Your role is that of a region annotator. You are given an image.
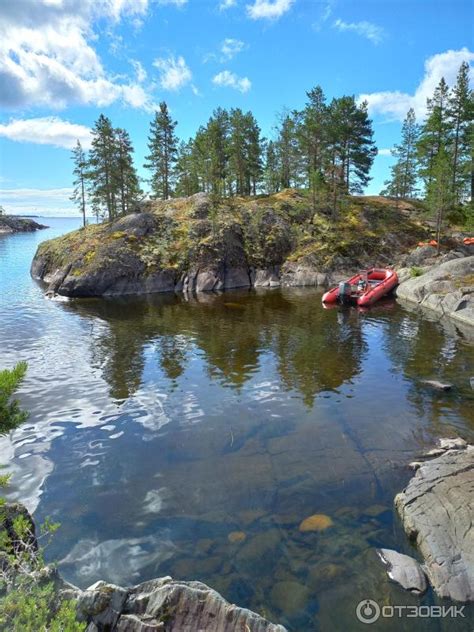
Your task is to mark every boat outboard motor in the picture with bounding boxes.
[338,281,351,305]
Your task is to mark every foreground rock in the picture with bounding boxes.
[376,549,427,595]
[1,502,286,631]
[395,443,474,601]
[0,215,47,234]
[76,577,287,632]
[31,191,425,298]
[396,255,474,328]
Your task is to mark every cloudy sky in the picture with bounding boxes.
[0,0,472,216]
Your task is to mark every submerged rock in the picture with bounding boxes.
[376,548,427,595]
[421,379,453,391]
[298,513,333,532]
[227,531,247,544]
[1,502,287,631]
[269,580,310,615]
[395,445,474,601]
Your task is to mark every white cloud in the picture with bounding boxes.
[220,38,246,61]
[153,55,192,91]
[157,0,188,5]
[313,0,334,31]
[378,148,393,157]
[219,0,237,9]
[246,0,293,20]
[333,19,385,45]
[0,117,92,149]
[359,48,474,121]
[0,0,156,111]
[212,70,251,92]
[131,60,147,83]
[0,187,75,217]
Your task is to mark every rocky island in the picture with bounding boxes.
[31,190,428,297]
[0,214,48,235]
[0,215,48,234]
[30,191,474,330]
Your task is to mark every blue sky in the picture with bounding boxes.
[0,0,472,216]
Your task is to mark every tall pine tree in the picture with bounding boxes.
[70,140,88,226]
[417,77,451,192]
[382,108,419,198]
[88,114,117,221]
[114,128,142,215]
[145,102,178,200]
[448,62,472,202]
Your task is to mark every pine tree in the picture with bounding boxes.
[245,111,263,195]
[417,78,451,193]
[382,108,419,198]
[114,128,142,215]
[448,62,472,202]
[275,112,301,189]
[228,108,246,195]
[145,102,178,200]
[298,86,328,190]
[175,140,200,197]
[70,140,88,226]
[207,108,230,196]
[426,144,454,253]
[263,140,280,194]
[326,97,376,211]
[88,114,117,221]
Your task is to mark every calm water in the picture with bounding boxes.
[1,218,473,631]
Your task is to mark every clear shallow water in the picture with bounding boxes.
[1,218,473,631]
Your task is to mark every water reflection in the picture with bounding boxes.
[1,220,473,630]
[62,289,367,404]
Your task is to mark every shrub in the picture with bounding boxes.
[0,581,85,632]
[410,266,424,278]
[0,453,85,631]
[0,362,28,434]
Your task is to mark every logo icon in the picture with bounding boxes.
[356,599,381,624]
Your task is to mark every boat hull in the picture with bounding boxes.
[322,269,399,306]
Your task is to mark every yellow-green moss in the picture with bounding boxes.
[35,190,428,280]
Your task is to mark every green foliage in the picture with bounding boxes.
[145,102,178,200]
[0,362,28,434]
[410,266,424,277]
[0,580,85,632]
[381,108,419,199]
[70,141,88,227]
[0,476,85,631]
[86,114,142,221]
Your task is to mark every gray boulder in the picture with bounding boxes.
[376,548,427,595]
[395,445,474,601]
[77,577,287,632]
[396,255,474,328]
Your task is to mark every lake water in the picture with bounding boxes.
[1,217,473,631]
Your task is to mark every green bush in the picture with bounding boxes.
[0,362,28,433]
[0,581,85,632]
[410,266,424,278]
[0,468,85,631]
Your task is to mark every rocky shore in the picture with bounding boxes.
[0,503,286,631]
[0,215,47,234]
[396,245,474,329]
[377,439,474,602]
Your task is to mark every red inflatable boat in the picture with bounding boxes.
[322,268,399,306]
